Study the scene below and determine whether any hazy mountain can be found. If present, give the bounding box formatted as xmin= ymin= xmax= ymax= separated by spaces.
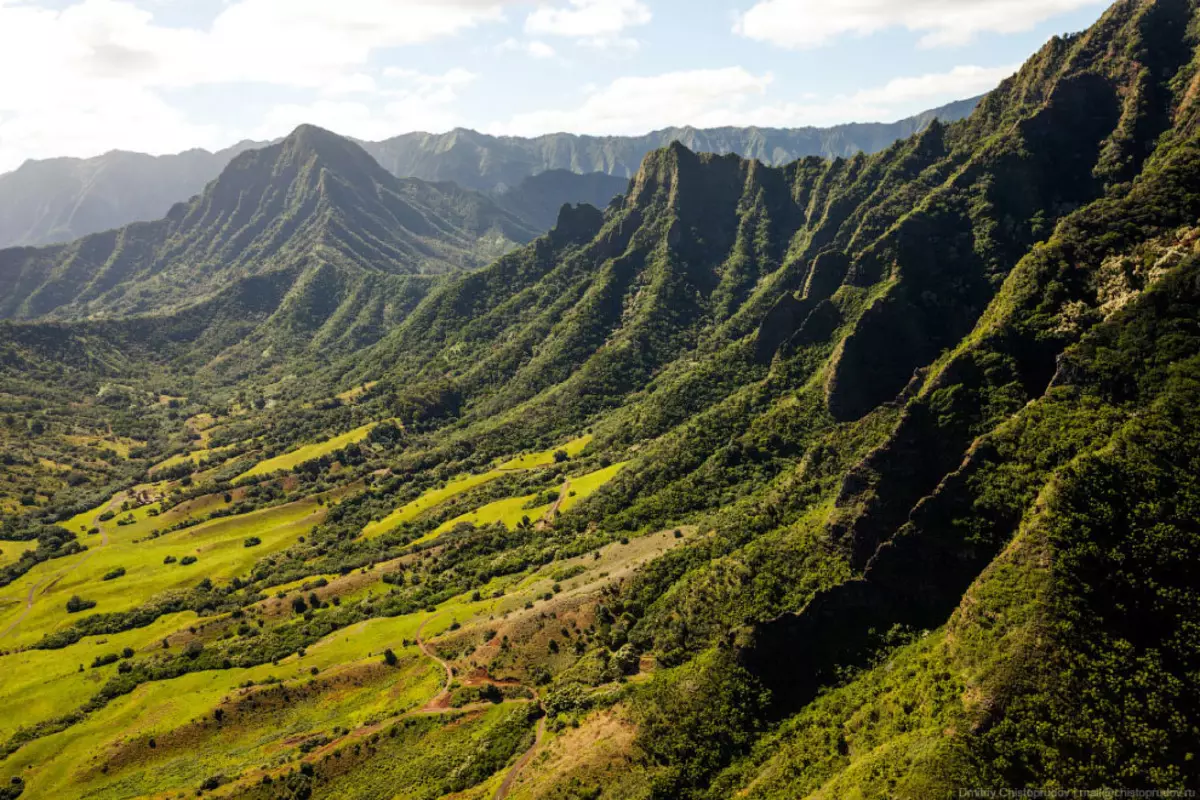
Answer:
xmin=492 ymin=170 xmax=630 ymax=230
xmin=0 ymin=140 xmax=268 ymax=250
xmin=1 ymin=2 xmax=1198 ymax=799
xmin=0 ymin=98 xmax=979 ymax=250
xmin=360 ymin=97 xmax=982 ymax=192
xmin=0 ymin=125 xmax=537 ymax=323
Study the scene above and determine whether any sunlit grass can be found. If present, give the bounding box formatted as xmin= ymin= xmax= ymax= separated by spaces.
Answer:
xmin=416 ymin=462 xmax=628 ymax=546
xmin=362 ymin=434 xmax=594 ymax=540
xmin=236 ymin=420 xmax=388 ymax=481
xmin=495 ymin=434 xmax=593 ymax=471
xmin=361 ymin=471 xmax=505 ymax=540
xmin=1 ymin=498 xmax=327 ymax=650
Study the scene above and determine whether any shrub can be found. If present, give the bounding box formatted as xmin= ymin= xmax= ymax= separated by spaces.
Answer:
xmin=179 ymin=556 xmax=197 ymax=566
xmin=102 ymin=567 xmax=126 ymax=581
xmin=65 ymin=596 xmax=96 ymax=614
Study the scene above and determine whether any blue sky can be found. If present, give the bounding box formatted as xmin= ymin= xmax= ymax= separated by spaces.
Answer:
xmin=0 ymin=0 xmax=1111 ymax=171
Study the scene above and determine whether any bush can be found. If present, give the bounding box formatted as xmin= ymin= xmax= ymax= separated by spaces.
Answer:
xmin=179 ymin=556 xmax=197 ymax=566
xmin=243 ymin=537 xmax=262 ymax=548
xmin=102 ymin=567 xmax=126 ymax=581
xmin=65 ymin=596 xmax=96 ymax=614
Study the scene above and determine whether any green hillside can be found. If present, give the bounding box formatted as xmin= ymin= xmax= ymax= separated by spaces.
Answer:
xmin=0 ymin=125 xmax=538 ymax=322
xmin=0 ymin=2 xmax=1198 ymax=799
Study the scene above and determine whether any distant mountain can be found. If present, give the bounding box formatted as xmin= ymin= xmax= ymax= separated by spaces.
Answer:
xmin=0 ymin=140 xmax=268 ymax=249
xmin=0 ymin=98 xmax=980 ymax=250
xmin=492 ymin=170 xmax=630 ymax=230
xmin=360 ymin=97 xmax=982 ymax=191
xmin=3 ymin=2 xmax=1200 ymax=797
xmin=0 ymin=125 xmax=538 ymax=324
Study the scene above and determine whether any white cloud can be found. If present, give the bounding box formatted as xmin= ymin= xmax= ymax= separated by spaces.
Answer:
xmin=256 ymin=68 xmax=481 ymax=140
xmin=498 ymin=37 xmax=558 ymax=58
xmin=492 ymin=68 xmax=774 ymax=136
xmin=734 ymin=0 xmax=1106 ymax=49
xmin=490 ymin=63 xmax=1013 ymax=136
xmin=525 ymin=0 xmax=650 ymax=41
xmin=0 ymin=0 xmax=512 ymax=170
xmin=855 ymin=64 xmax=1017 ymax=105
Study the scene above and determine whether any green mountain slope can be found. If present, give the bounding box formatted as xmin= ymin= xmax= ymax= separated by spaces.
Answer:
xmin=0 ymin=125 xmax=537 ymax=323
xmin=0 ymin=99 xmax=979 ymax=252
xmin=0 ymin=2 xmax=1197 ymax=799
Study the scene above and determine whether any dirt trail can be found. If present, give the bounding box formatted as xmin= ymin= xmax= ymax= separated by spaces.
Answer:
xmin=415 ymin=615 xmax=454 ymax=711
xmin=0 ymin=493 xmax=122 ymax=641
xmin=494 ymin=709 xmax=547 ymax=800
xmin=537 ymin=479 xmax=571 ymax=530
xmin=0 ymin=577 xmax=47 ymax=640
xmin=415 ymin=613 xmax=547 ymax=800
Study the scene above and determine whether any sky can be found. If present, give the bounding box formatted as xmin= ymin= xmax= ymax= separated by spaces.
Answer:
xmin=0 ymin=0 xmax=1113 ymax=172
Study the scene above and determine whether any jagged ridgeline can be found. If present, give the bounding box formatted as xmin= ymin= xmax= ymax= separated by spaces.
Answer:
xmin=0 ymin=125 xmax=539 ymax=323
xmin=0 ymin=0 xmax=1199 ymax=798
xmin=0 ymin=99 xmax=978 ymax=251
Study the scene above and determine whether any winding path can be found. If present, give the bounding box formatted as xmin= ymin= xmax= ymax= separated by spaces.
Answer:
xmin=414 ymin=613 xmax=547 ymax=800
xmin=415 ymin=615 xmax=454 ymax=710
xmin=537 ymin=479 xmax=572 ymax=531
xmin=0 ymin=493 xmax=121 ymax=641
xmin=493 ymin=700 xmax=547 ymax=800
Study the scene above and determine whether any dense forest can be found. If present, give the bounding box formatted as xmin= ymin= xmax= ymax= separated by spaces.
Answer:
xmin=0 ymin=1 xmax=1197 ymax=798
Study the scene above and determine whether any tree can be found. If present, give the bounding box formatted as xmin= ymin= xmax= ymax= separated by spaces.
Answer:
xmin=65 ymin=595 xmax=96 ymax=614
xmin=383 ymin=648 xmax=398 ymax=667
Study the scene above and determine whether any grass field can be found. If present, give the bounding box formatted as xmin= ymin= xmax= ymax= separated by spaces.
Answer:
xmin=336 ymin=381 xmax=378 ymax=403
xmin=0 ymin=495 xmax=328 ymax=650
xmin=430 ymin=494 xmax=554 ymax=538
xmin=236 ymin=420 xmax=386 ymax=481
xmin=361 ymin=434 xmax=595 ymax=540
xmin=419 ymin=462 xmax=628 ymax=545
xmin=558 ymin=462 xmax=627 ymax=514
xmin=62 ymin=435 xmax=141 ymax=459
xmin=149 ymin=442 xmax=240 ymax=475
xmin=0 ymin=611 xmax=198 ymax=740
xmin=361 ymin=471 xmax=504 ymax=540
xmin=0 ymin=544 xmax=19 ymax=569
xmin=495 ymin=435 xmax=593 ymax=471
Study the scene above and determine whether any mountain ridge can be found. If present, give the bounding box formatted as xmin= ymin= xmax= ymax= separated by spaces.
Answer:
xmin=0 ymin=125 xmax=538 ymax=325
xmin=0 ymin=2 xmax=1198 ymax=798
xmin=0 ymin=97 xmax=981 ymax=250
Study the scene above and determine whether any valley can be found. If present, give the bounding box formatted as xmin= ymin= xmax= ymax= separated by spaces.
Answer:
xmin=0 ymin=0 xmax=1198 ymax=798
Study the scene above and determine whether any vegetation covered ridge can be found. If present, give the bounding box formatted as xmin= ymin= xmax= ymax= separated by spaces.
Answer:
xmin=0 ymin=1 xmax=1199 ymax=798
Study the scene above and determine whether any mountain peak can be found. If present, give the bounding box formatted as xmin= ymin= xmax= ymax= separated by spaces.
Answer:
xmin=274 ymin=124 xmax=385 ymax=177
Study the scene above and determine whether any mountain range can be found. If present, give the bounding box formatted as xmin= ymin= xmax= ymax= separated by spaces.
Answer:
xmin=0 ymin=97 xmax=980 ymax=250
xmin=0 ymin=2 xmax=1197 ymax=799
